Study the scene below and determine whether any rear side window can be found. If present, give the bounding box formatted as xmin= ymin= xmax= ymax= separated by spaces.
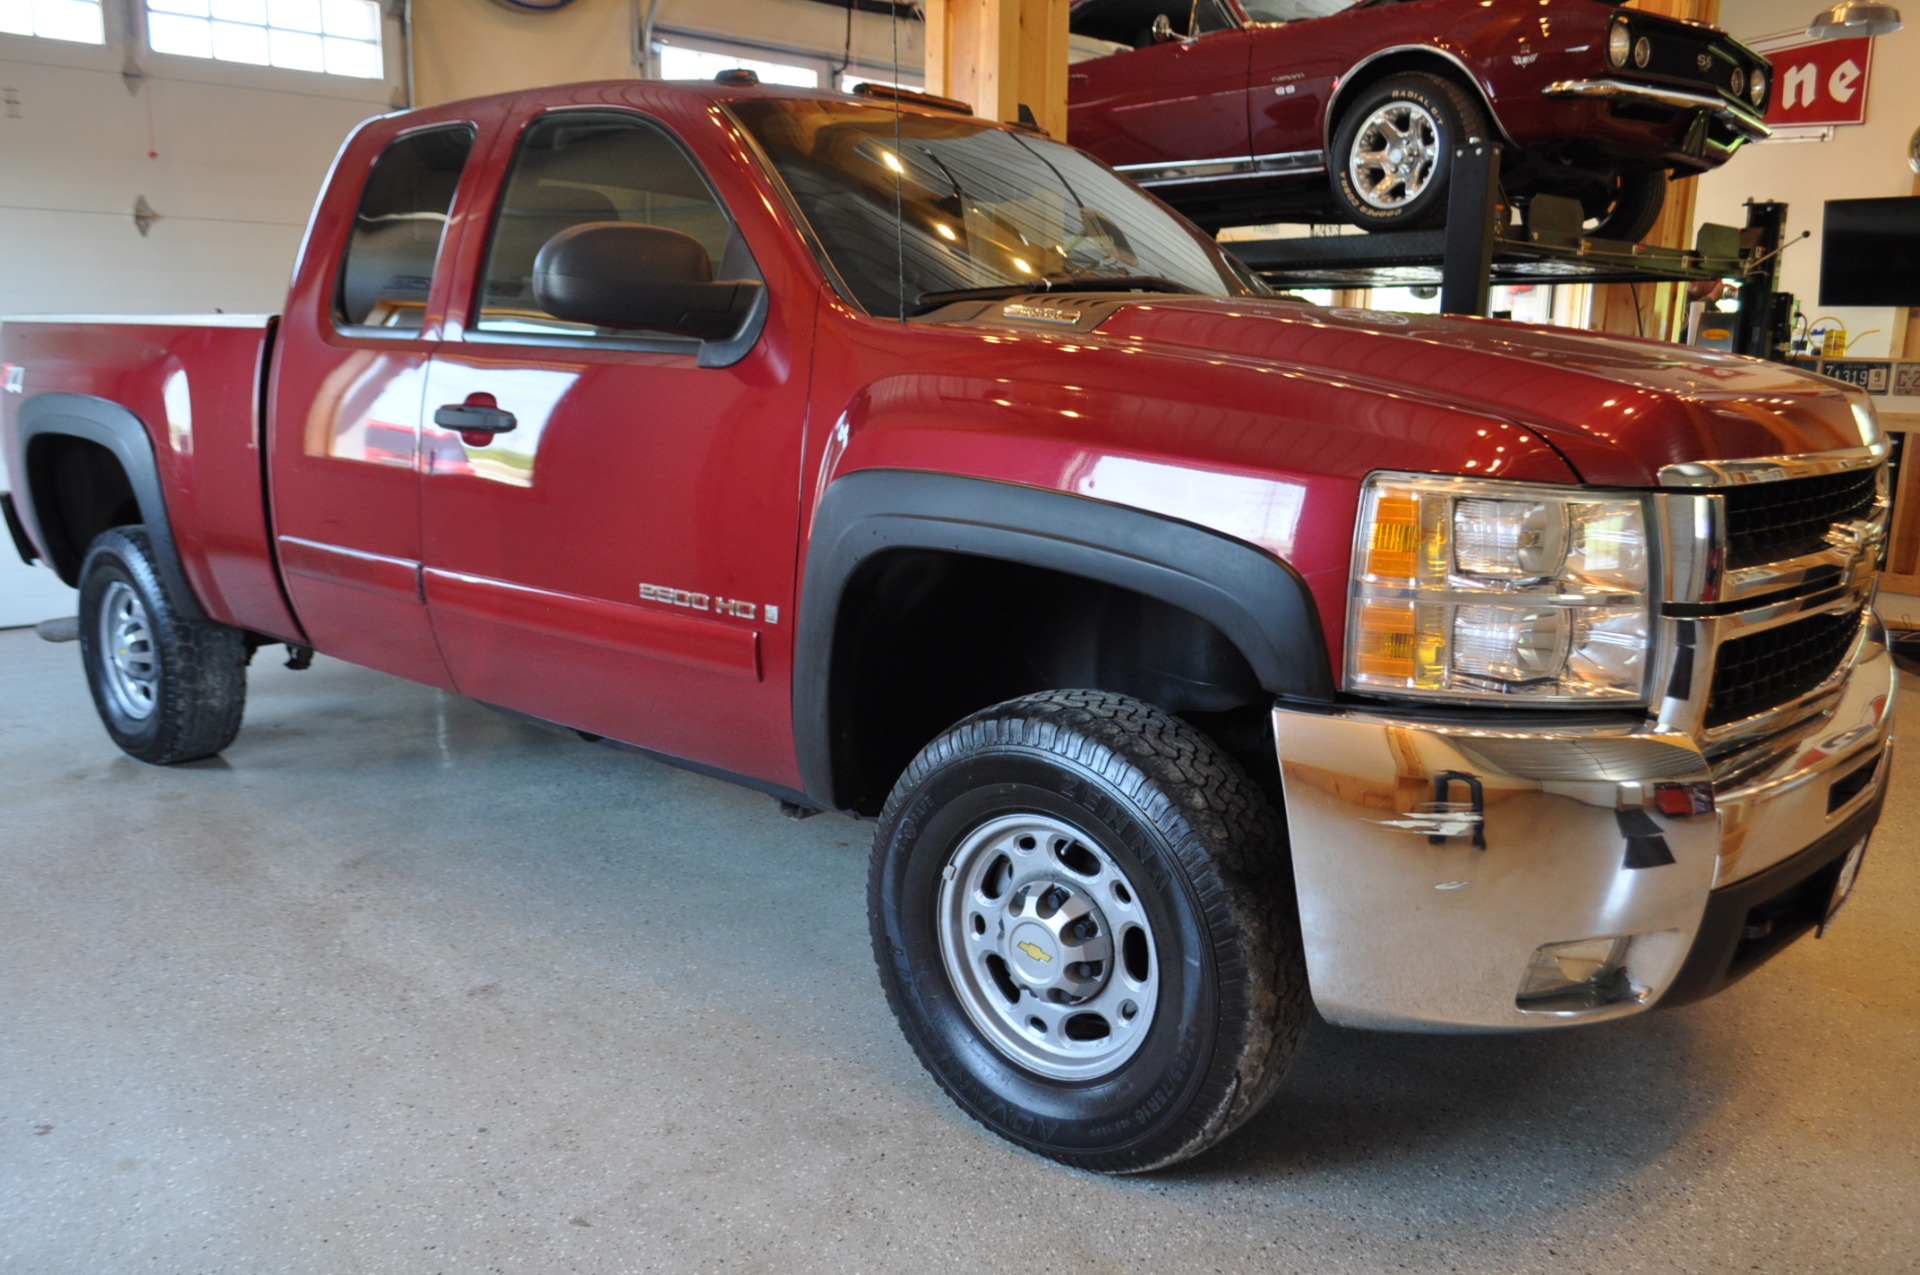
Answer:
xmin=474 ymin=111 xmax=754 ymax=339
xmin=334 ymin=124 xmax=476 ymax=330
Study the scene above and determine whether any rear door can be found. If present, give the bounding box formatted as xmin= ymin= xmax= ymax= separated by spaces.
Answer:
xmin=267 ymin=118 xmax=481 ymax=686
xmin=416 ymin=105 xmax=814 ymax=782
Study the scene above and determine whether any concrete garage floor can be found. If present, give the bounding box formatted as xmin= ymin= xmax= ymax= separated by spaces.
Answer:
xmin=2 ymin=627 xmax=1917 ymax=1275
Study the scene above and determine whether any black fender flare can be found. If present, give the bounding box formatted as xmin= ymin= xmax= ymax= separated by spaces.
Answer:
xmin=14 ymin=392 xmax=207 ymax=620
xmin=793 ymin=469 xmax=1334 ymax=810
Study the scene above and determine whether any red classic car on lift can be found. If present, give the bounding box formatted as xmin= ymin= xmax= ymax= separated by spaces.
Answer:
xmin=1066 ymin=0 xmax=1771 ymax=239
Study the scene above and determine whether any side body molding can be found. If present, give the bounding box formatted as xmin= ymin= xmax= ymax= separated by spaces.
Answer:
xmin=793 ymin=469 xmax=1333 ymax=809
xmin=14 ymin=392 xmax=206 ymax=620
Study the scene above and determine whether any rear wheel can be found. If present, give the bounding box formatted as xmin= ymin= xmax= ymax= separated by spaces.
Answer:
xmin=1329 ymin=72 xmax=1489 ymax=231
xmin=869 ymin=690 xmax=1308 ymax=1172
xmin=78 ymin=526 xmax=248 ymax=764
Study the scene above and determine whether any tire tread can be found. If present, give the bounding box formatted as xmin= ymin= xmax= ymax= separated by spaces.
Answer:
xmin=79 ymin=526 xmax=247 ymax=764
xmin=870 ymin=689 xmax=1309 ymax=1173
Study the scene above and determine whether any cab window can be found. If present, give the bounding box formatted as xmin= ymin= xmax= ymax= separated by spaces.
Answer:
xmin=1193 ymin=0 xmax=1239 ymax=34
xmin=474 ymin=111 xmax=757 ymax=339
xmin=334 ymin=124 xmax=476 ymax=331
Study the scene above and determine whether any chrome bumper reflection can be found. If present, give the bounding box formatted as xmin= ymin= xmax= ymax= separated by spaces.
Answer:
xmin=1273 ymin=626 xmax=1893 ymax=1030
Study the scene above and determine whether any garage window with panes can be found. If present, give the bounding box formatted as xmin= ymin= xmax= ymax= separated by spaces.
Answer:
xmin=0 ymin=0 xmax=104 ymax=43
xmin=147 ymin=0 xmax=384 ymax=78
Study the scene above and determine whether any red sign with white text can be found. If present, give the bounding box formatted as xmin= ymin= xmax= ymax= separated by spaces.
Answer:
xmin=1760 ymin=35 xmax=1874 ymax=128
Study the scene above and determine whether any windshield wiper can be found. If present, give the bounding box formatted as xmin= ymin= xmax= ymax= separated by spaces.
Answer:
xmin=911 ymin=274 xmax=1199 ymax=316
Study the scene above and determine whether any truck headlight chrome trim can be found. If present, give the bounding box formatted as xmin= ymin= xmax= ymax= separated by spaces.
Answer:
xmin=1346 ymin=473 xmax=1654 ymax=704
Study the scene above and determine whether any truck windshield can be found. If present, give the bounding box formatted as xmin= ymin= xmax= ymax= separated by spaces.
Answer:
xmin=728 ymin=98 xmax=1259 ymax=317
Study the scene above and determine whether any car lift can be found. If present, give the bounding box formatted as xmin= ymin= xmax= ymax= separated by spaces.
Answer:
xmin=1218 ymin=143 xmax=1790 ymax=360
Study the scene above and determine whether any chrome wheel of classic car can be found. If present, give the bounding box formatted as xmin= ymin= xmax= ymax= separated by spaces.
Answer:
xmin=1329 ymin=73 xmax=1488 ymax=231
xmin=1346 ymin=101 xmax=1440 ymax=212
xmin=869 ymin=689 xmax=1309 ymax=1173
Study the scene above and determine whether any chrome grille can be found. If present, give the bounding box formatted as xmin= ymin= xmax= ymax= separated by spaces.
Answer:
xmin=1720 ymin=467 xmax=1879 ymax=569
xmin=1705 ymin=608 xmax=1861 ymax=730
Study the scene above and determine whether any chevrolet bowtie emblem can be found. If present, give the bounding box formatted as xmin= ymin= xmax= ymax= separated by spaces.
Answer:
xmin=1016 ymin=940 xmax=1053 ymax=963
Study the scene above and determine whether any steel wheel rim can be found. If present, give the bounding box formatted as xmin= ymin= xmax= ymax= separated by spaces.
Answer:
xmin=937 ymin=812 xmax=1160 ymax=1081
xmin=1348 ymin=100 xmax=1441 ymax=210
xmin=99 ymin=580 xmax=159 ymax=722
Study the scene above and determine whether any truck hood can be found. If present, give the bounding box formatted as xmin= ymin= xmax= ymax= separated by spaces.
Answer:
xmin=1083 ymin=298 xmax=1871 ymax=487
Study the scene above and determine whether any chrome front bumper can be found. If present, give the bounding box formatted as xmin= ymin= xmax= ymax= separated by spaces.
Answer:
xmin=1542 ymin=78 xmax=1773 ymax=143
xmin=1272 ymin=624 xmax=1895 ymax=1031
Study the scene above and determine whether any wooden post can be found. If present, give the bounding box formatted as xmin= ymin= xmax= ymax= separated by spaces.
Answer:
xmin=922 ymin=0 xmax=1072 ymax=140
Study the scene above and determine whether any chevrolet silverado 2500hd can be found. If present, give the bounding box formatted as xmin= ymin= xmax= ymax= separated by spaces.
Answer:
xmin=1 ymin=79 xmax=1895 ymax=1172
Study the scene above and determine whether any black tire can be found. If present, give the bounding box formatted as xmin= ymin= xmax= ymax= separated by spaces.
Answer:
xmin=869 ymin=689 xmax=1308 ymax=1173
xmin=1329 ymin=72 xmax=1489 ymax=231
xmin=77 ymin=526 xmax=247 ymax=764
xmin=1585 ymin=168 xmax=1668 ymax=243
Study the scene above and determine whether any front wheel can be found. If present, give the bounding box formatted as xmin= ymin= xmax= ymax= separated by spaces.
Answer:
xmin=1584 ymin=169 xmax=1668 ymax=243
xmin=869 ymin=690 xmax=1308 ymax=1172
xmin=1329 ymin=72 xmax=1490 ymax=231
xmin=78 ymin=526 xmax=248 ymax=764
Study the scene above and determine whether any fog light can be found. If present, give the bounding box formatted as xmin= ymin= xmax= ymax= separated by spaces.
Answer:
xmin=1517 ymin=937 xmax=1637 ymax=1012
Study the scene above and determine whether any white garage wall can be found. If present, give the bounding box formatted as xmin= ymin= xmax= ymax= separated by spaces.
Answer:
xmin=0 ymin=7 xmax=399 ymax=317
xmin=1 ymin=0 xmax=914 ymax=626
xmin=0 ymin=2 xmax=397 ymax=624
xmin=1693 ymin=4 xmax=1920 ymax=357
xmin=411 ymin=0 xmax=922 ymax=106
xmin=0 ymin=536 xmax=74 ymax=627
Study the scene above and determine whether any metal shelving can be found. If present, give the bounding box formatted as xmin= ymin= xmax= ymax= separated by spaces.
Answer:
xmin=1219 ymin=143 xmax=1752 ymax=324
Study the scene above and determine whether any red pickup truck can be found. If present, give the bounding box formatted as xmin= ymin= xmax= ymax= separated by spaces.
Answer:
xmin=1 ymin=79 xmax=1895 ymax=1173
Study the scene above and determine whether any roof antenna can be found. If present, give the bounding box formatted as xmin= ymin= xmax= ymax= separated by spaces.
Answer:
xmin=893 ymin=0 xmax=907 ymax=322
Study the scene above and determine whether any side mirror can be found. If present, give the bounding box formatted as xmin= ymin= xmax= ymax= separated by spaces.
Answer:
xmin=532 ymin=222 xmax=762 ymax=342
xmin=1150 ymin=13 xmax=1179 ymax=42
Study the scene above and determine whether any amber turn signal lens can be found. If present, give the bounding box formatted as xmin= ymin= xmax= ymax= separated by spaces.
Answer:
xmin=1354 ymin=600 xmax=1417 ymax=678
xmin=1366 ymin=493 xmax=1419 ymax=579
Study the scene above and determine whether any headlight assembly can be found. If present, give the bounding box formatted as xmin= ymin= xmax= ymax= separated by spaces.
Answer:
xmin=1749 ymin=67 xmax=1767 ymax=106
xmin=1346 ymin=473 xmax=1654 ymax=704
xmin=1608 ymin=20 xmax=1632 ymax=67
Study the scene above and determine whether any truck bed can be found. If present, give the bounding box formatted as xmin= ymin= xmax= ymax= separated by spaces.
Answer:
xmin=1 ymin=313 xmax=301 ymax=643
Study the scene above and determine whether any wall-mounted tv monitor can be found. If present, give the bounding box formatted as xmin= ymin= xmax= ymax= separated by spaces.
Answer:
xmin=1822 ymin=197 xmax=1920 ymax=307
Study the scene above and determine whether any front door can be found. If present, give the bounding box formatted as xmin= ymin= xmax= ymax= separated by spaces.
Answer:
xmin=1069 ymin=2 xmax=1252 ymax=176
xmin=418 ymin=108 xmax=813 ymax=784
xmin=1245 ymin=3 xmax=1344 ymax=168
